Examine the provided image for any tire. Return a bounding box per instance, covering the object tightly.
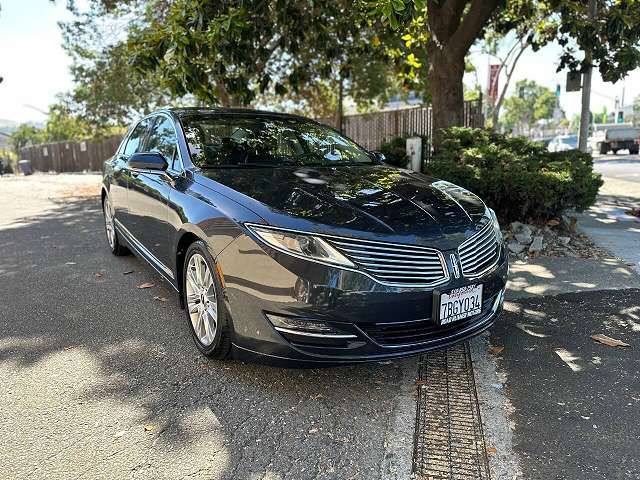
[102,196,129,256]
[630,146,639,155]
[612,149,619,154]
[182,241,232,359]
[599,143,608,155]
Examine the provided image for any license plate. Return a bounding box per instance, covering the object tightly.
[436,284,483,325]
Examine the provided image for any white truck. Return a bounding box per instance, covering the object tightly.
[590,123,640,155]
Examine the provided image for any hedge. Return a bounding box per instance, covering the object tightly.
[424,128,603,222]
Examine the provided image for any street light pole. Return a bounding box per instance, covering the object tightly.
[578,0,597,152]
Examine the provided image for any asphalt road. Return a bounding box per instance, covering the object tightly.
[0,174,416,480]
[593,152,640,184]
[492,291,640,479]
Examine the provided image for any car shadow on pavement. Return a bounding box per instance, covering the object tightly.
[0,197,415,480]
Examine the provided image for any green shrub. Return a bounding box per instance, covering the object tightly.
[379,137,408,168]
[425,127,603,222]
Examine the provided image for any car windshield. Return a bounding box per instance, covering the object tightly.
[180,115,374,168]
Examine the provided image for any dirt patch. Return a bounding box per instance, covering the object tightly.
[57,184,101,199]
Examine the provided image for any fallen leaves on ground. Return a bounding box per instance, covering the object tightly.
[486,447,498,455]
[488,346,504,355]
[546,219,560,227]
[153,296,168,302]
[136,282,154,289]
[143,424,156,432]
[591,334,630,348]
[95,272,103,278]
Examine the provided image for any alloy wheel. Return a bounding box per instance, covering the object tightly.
[104,200,116,249]
[185,253,218,346]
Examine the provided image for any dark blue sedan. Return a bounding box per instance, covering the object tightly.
[101,108,508,366]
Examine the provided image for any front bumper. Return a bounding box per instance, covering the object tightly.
[216,233,508,366]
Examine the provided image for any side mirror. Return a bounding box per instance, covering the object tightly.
[127,152,168,171]
[371,151,386,163]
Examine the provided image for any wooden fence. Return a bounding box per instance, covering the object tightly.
[18,136,122,173]
[18,100,483,173]
[318,98,483,151]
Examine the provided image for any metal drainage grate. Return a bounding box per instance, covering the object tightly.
[413,342,491,480]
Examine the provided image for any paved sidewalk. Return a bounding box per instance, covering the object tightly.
[577,176,640,273]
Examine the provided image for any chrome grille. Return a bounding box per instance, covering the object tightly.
[458,223,500,277]
[326,236,447,287]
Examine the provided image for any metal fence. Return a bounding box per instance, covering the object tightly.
[18,136,122,173]
[17,100,483,173]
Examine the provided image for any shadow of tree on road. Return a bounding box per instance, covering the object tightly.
[0,197,414,480]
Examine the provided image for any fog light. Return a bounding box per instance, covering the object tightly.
[265,313,357,338]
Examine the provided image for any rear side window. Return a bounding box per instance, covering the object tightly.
[146,116,178,163]
[123,119,151,156]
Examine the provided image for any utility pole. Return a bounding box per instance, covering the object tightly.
[337,75,344,134]
[578,0,597,152]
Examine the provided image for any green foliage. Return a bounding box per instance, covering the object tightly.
[426,128,603,222]
[9,124,43,152]
[501,80,557,131]
[9,101,113,154]
[379,137,408,167]
[60,2,174,130]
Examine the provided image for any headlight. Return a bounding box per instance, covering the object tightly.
[246,224,355,268]
[488,208,503,242]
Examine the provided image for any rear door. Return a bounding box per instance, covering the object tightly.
[126,114,179,276]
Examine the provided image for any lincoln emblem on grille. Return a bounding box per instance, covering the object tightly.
[450,253,461,279]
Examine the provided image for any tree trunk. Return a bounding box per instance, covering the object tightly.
[428,51,465,151]
[423,0,500,151]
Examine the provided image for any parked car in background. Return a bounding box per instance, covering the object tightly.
[548,134,577,152]
[548,134,593,154]
[589,123,640,155]
[101,108,508,366]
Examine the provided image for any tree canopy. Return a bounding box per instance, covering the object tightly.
[501,79,557,133]
[58,0,640,145]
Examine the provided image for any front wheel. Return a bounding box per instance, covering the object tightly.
[182,241,232,359]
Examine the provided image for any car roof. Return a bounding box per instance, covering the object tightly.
[161,107,318,124]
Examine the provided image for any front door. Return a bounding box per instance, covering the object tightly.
[111,118,151,222]
[126,115,179,277]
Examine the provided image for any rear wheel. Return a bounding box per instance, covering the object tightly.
[630,145,639,155]
[103,196,128,256]
[182,241,232,359]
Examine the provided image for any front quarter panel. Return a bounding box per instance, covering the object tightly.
[167,170,265,276]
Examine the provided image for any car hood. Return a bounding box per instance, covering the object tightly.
[197,165,490,249]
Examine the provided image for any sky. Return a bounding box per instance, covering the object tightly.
[1,0,639,125]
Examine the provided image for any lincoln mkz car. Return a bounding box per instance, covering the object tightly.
[101,108,508,366]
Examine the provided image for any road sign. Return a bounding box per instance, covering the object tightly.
[566,71,582,92]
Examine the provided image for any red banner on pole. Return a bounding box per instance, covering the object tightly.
[488,64,500,98]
